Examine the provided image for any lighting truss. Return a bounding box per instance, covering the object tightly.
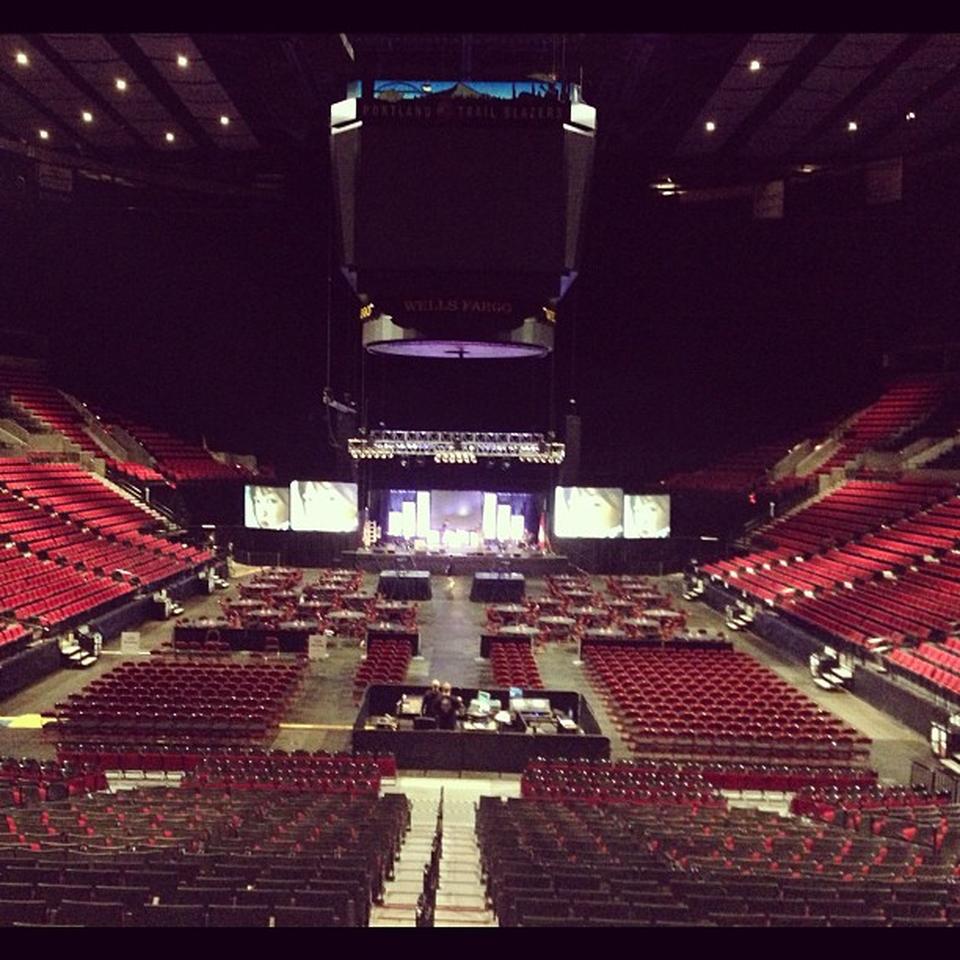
[347,430,565,464]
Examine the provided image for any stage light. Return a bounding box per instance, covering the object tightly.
[749,59,761,72]
[15,51,28,67]
[176,54,189,68]
[38,129,49,140]
[704,120,716,133]
[82,110,93,123]
[219,115,230,126]
[115,77,127,92]
[165,131,176,143]
[847,120,858,133]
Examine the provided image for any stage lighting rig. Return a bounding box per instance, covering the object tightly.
[348,430,565,464]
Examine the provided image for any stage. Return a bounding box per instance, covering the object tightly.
[342,549,572,576]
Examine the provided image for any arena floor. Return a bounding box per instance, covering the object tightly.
[0,570,931,784]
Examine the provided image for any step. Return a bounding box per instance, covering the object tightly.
[436,892,487,909]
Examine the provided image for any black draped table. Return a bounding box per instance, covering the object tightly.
[174,618,315,652]
[470,571,526,602]
[378,570,432,601]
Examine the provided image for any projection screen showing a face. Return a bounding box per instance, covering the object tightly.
[245,485,291,530]
[623,494,671,539]
[291,481,359,532]
[553,487,624,539]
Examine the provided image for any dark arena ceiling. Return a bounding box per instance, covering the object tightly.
[1,32,960,199]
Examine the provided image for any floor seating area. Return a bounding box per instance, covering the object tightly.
[50,658,306,743]
[478,788,958,926]
[0,787,409,926]
[489,640,543,690]
[584,645,870,763]
[353,640,413,702]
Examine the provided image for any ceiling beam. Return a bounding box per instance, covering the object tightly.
[790,34,933,156]
[23,34,152,151]
[716,33,846,157]
[0,66,96,154]
[862,56,960,156]
[190,34,294,148]
[104,33,217,151]
[647,33,754,158]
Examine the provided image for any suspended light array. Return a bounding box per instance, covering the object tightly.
[348,430,565,464]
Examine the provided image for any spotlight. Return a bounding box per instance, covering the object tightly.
[81,110,93,123]
[704,120,716,133]
[847,120,858,133]
[164,131,176,143]
[38,129,49,140]
[219,115,230,126]
[748,59,761,72]
[176,54,189,68]
[905,110,916,121]
[15,51,28,67]
[115,77,127,92]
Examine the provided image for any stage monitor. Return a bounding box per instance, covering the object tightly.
[290,481,359,532]
[245,485,291,531]
[553,487,623,539]
[623,494,671,539]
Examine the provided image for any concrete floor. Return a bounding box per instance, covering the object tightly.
[0,569,932,785]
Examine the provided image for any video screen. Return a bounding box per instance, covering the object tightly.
[623,494,671,539]
[290,481,359,532]
[553,487,623,539]
[430,490,484,532]
[245,485,291,531]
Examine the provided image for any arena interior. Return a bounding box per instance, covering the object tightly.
[1,31,960,930]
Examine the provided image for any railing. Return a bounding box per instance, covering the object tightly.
[415,787,444,928]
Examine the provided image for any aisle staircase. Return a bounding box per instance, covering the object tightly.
[370,778,510,927]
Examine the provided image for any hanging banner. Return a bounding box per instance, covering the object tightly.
[865,157,902,205]
[753,180,784,219]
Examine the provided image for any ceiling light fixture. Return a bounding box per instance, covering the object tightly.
[38,129,49,140]
[905,110,916,121]
[81,110,93,123]
[847,120,858,132]
[115,77,127,92]
[164,131,175,143]
[749,59,761,72]
[15,51,28,67]
[219,115,230,126]
[704,120,717,133]
[176,54,189,68]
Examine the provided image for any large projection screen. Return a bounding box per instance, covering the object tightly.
[624,494,671,539]
[430,490,484,532]
[553,487,623,539]
[290,481,359,532]
[245,485,291,530]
